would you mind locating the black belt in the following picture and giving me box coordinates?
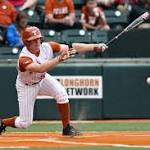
[25,80,41,86]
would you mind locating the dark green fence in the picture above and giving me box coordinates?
[103,63,150,118]
[1,62,150,120]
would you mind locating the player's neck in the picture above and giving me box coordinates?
[28,48,40,57]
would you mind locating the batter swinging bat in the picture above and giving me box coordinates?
[106,12,150,46]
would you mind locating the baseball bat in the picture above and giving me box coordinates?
[106,11,150,46]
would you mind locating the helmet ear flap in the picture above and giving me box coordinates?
[41,37,44,43]
[23,39,30,46]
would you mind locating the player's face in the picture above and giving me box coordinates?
[87,1,97,9]
[28,38,41,56]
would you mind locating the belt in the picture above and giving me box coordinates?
[25,80,41,86]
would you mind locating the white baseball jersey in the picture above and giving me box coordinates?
[17,42,54,85]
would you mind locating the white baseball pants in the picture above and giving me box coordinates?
[15,73,69,128]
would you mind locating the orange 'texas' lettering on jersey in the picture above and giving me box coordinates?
[53,7,68,16]
[19,56,33,72]
[48,41,61,52]
[45,0,75,19]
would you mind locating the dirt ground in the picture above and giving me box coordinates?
[0,131,150,149]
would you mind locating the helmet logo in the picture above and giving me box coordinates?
[32,30,38,36]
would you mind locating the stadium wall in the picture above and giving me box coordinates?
[0,62,150,120]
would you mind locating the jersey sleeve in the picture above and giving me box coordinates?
[19,56,33,72]
[67,0,75,13]
[45,0,53,15]
[48,41,61,52]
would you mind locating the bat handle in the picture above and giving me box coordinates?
[106,36,118,46]
[106,29,127,46]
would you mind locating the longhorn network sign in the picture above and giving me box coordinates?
[37,76,103,99]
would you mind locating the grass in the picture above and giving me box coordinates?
[7,122,150,132]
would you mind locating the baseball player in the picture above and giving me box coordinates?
[0,26,107,136]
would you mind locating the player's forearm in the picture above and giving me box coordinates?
[38,57,60,73]
[72,43,98,53]
[26,57,60,73]
[26,49,75,73]
[72,43,108,53]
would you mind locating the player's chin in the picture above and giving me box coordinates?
[35,49,40,56]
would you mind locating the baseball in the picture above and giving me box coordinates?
[146,77,150,84]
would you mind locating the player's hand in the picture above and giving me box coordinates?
[61,44,69,51]
[69,48,77,57]
[94,43,108,52]
[57,48,77,62]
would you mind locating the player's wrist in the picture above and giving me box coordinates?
[56,55,63,62]
[56,56,61,62]
[93,44,101,52]
[93,44,108,52]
